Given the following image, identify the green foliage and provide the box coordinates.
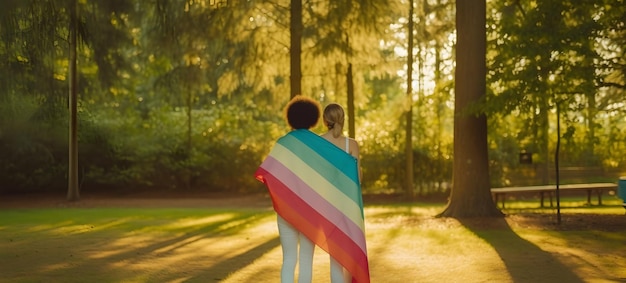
[1,0,625,196]
[0,96,66,192]
[358,78,453,195]
[486,0,626,186]
[81,101,284,192]
[0,95,127,192]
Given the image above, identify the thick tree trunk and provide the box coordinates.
[67,0,80,201]
[290,0,302,99]
[439,0,501,217]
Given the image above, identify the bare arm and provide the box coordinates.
[349,138,362,184]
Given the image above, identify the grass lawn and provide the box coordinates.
[0,194,625,283]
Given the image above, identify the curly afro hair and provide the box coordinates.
[285,95,321,129]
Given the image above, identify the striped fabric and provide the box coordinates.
[255,129,370,283]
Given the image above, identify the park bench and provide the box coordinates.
[491,182,618,208]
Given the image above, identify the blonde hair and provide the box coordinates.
[323,103,345,138]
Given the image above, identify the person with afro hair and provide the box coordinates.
[277,95,320,282]
[285,95,321,130]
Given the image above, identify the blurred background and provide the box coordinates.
[1,0,624,197]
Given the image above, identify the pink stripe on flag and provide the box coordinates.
[256,167,370,283]
[260,156,367,252]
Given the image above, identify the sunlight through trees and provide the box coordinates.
[0,0,624,206]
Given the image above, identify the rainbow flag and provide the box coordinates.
[255,129,370,283]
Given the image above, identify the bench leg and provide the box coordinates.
[547,192,553,207]
[492,193,503,209]
[587,190,592,205]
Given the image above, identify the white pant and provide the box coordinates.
[330,256,351,283]
[277,215,350,283]
[277,215,314,283]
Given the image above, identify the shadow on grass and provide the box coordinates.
[458,217,584,283]
[1,209,279,282]
[185,236,280,282]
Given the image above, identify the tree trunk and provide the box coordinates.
[67,0,80,201]
[435,36,444,191]
[404,0,415,198]
[290,0,302,99]
[540,100,550,184]
[346,63,355,138]
[585,91,597,163]
[439,0,501,217]
[185,83,192,190]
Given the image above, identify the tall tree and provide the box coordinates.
[67,0,79,201]
[304,0,396,130]
[404,0,415,197]
[0,0,135,194]
[290,0,302,98]
[439,0,501,217]
[347,62,355,138]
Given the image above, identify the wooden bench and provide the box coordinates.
[491,183,618,208]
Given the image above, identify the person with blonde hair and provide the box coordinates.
[321,103,364,282]
[321,103,362,183]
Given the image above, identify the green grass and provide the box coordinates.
[0,197,625,283]
[0,207,276,282]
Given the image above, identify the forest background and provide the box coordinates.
[1,0,625,198]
